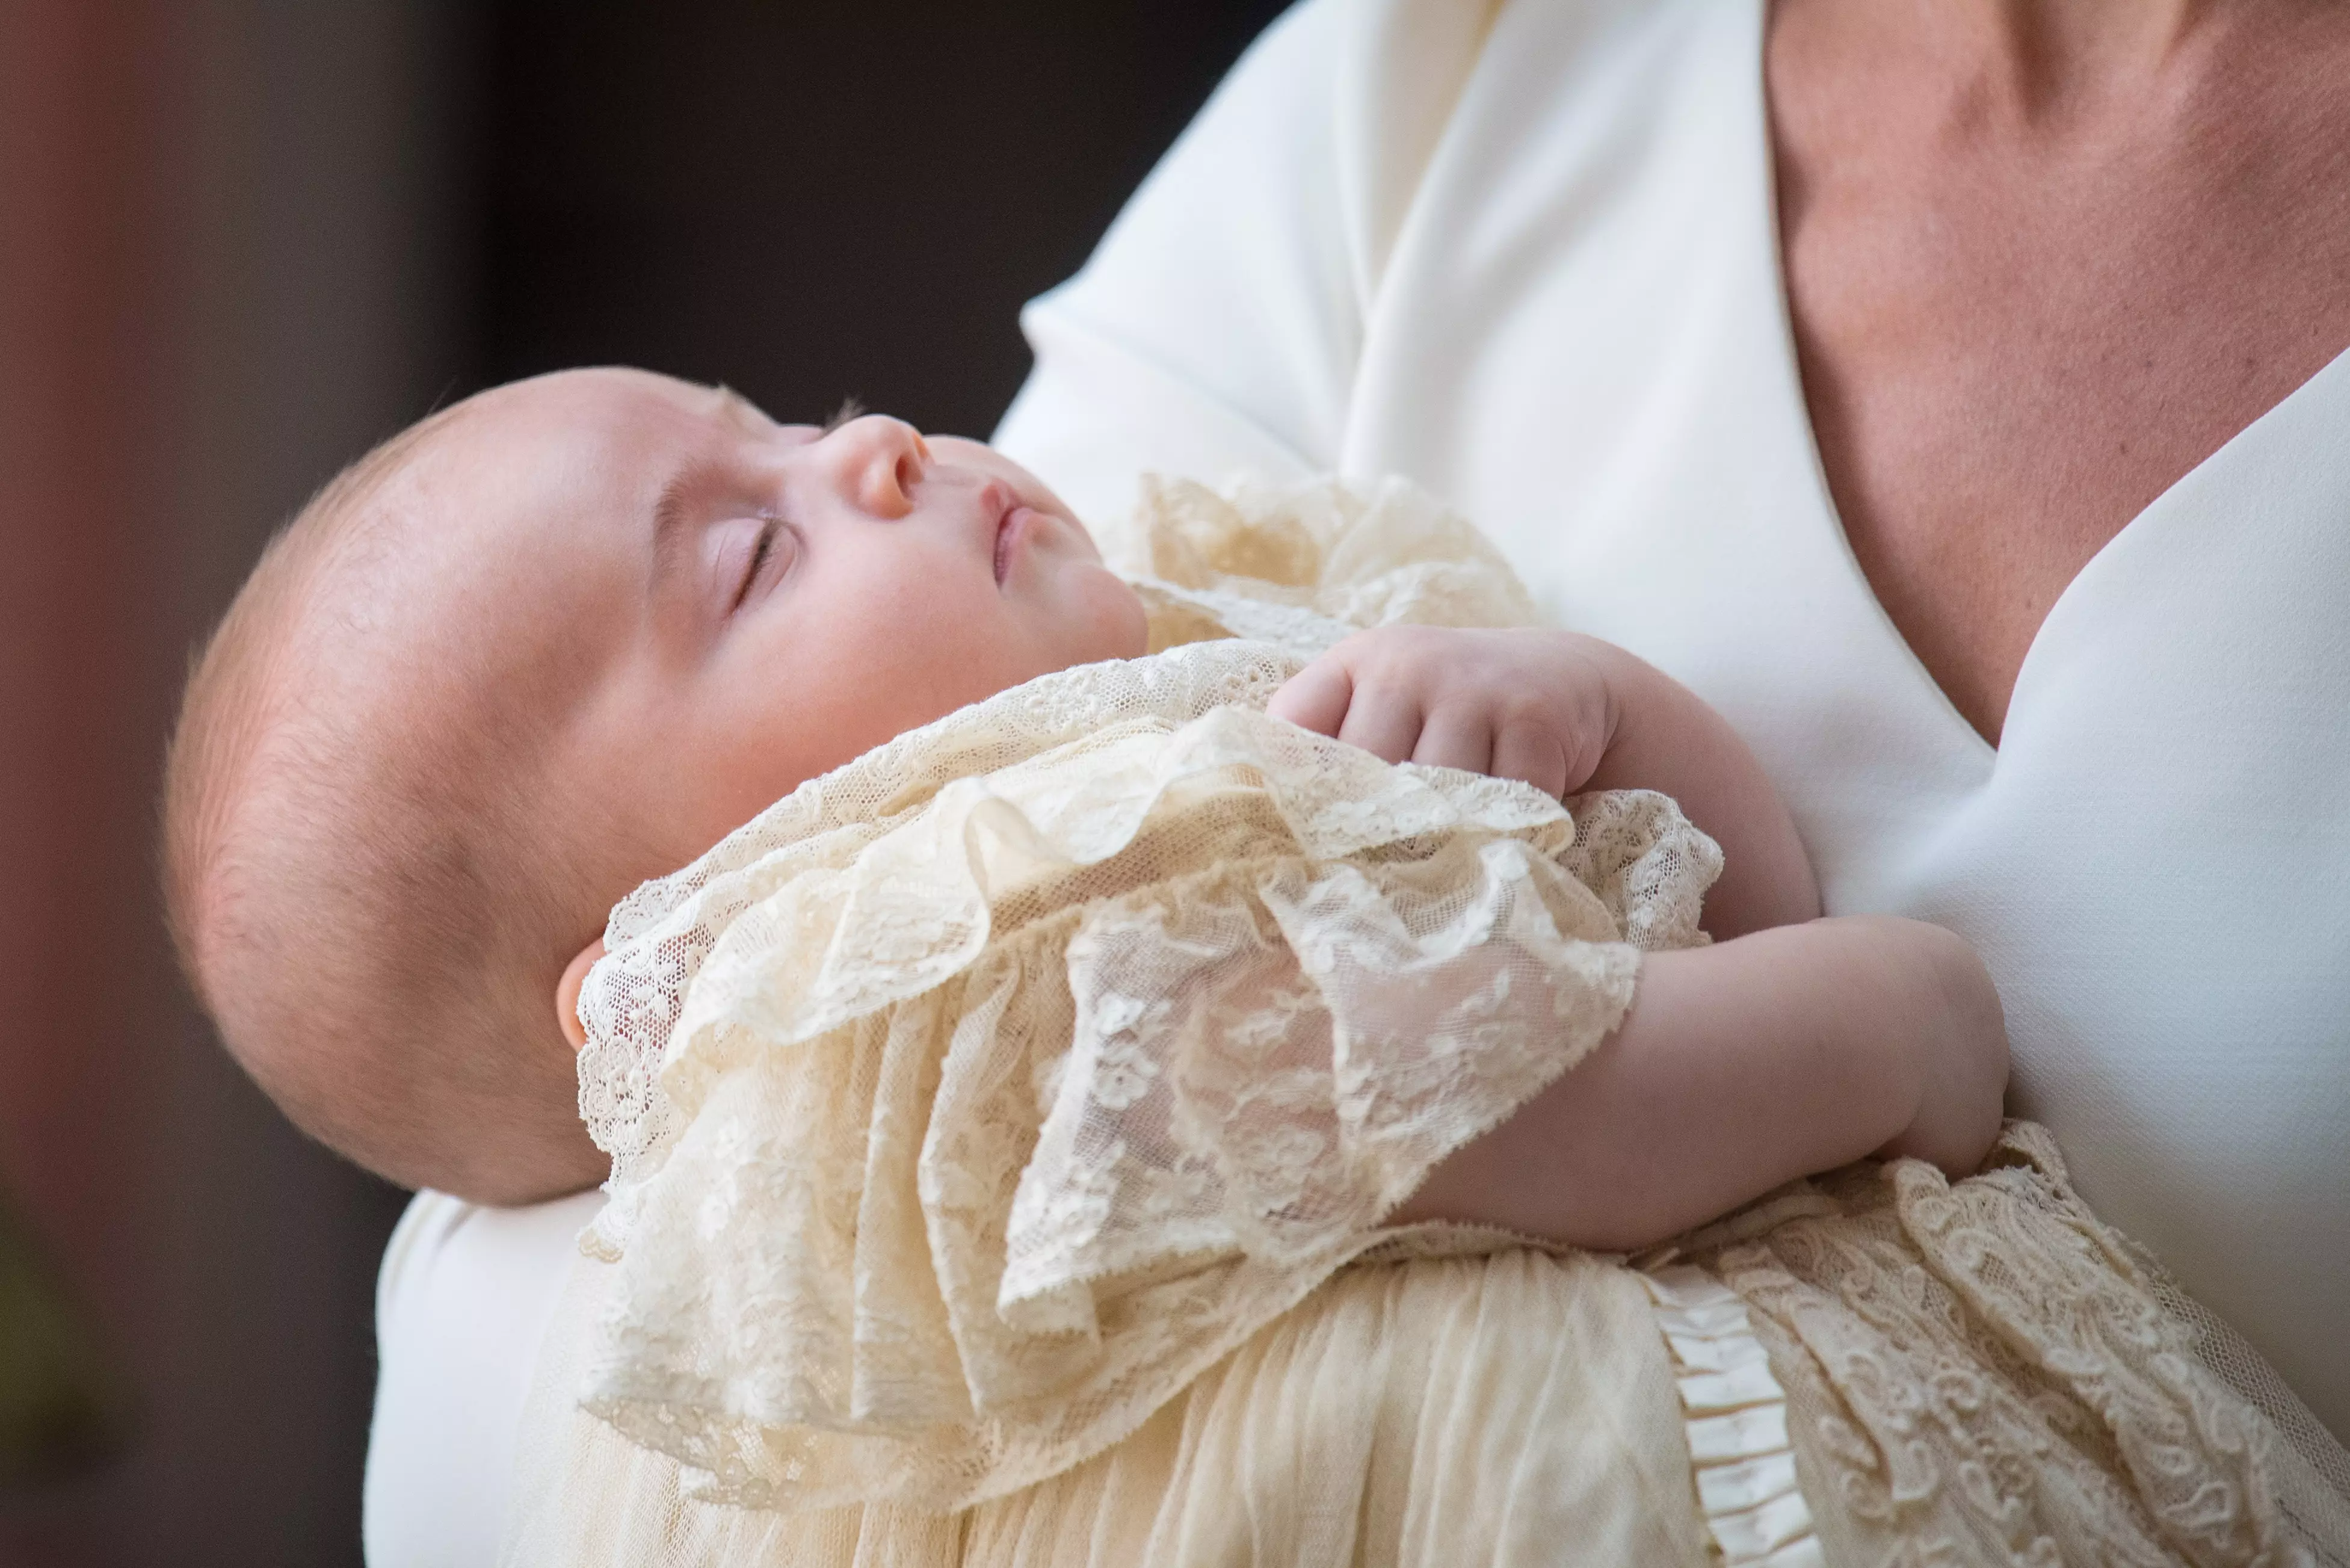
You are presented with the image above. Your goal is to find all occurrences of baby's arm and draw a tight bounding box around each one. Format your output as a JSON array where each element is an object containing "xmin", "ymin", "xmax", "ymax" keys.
[
  {"xmin": 1269, "ymin": 626, "xmax": 2008, "ymax": 1250},
  {"xmin": 1268, "ymin": 628, "xmax": 1818, "ymax": 938}
]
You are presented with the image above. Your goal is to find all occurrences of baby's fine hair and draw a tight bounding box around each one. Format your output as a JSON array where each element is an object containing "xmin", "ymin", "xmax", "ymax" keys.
[{"xmin": 162, "ymin": 403, "xmax": 607, "ymax": 1205}]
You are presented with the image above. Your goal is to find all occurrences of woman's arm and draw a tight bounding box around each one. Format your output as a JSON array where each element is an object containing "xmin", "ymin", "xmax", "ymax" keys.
[
  {"xmin": 1388, "ymin": 915, "xmax": 2011, "ymax": 1250},
  {"xmin": 364, "ymin": 1190, "xmax": 605, "ymax": 1567}
]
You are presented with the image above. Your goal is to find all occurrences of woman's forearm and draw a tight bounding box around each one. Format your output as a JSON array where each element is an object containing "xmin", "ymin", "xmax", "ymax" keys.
[{"xmin": 1386, "ymin": 915, "xmax": 2008, "ymax": 1251}]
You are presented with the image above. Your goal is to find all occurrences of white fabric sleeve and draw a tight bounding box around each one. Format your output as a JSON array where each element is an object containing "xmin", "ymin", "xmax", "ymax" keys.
[
  {"xmin": 992, "ymin": 0, "xmax": 1499, "ymax": 531},
  {"xmin": 363, "ymin": 1189, "xmax": 604, "ymax": 1568}
]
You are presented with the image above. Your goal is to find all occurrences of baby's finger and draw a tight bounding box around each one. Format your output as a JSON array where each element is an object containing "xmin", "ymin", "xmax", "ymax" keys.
[
  {"xmin": 1491, "ymin": 721, "xmax": 1572, "ymax": 799},
  {"xmin": 1266, "ymin": 658, "xmax": 1354, "ymax": 736},
  {"xmin": 1334, "ymin": 680, "xmax": 1425, "ymax": 765},
  {"xmin": 1410, "ymin": 704, "xmax": 1494, "ymax": 776}
]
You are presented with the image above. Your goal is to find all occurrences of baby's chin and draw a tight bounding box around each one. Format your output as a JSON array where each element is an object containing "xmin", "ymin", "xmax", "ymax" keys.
[{"xmin": 1059, "ymin": 566, "xmax": 1151, "ymax": 665}]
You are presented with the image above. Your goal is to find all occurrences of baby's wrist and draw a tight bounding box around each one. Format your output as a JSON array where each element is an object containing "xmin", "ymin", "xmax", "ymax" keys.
[
  {"xmin": 1853, "ymin": 917, "xmax": 2010, "ymax": 1176},
  {"xmin": 1571, "ymin": 638, "xmax": 1720, "ymax": 788},
  {"xmin": 1558, "ymin": 631, "xmax": 1640, "ymax": 746}
]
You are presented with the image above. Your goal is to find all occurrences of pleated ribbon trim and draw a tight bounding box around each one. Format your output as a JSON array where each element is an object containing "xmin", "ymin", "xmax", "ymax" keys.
[{"xmin": 1640, "ymin": 1264, "xmax": 1822, "ymax": 1568}]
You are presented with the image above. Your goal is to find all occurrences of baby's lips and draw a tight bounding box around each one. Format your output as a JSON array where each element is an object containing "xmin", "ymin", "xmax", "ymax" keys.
[{"xmin": 984, "ymin": 481, "xmax": 1027, "ymax": 585}]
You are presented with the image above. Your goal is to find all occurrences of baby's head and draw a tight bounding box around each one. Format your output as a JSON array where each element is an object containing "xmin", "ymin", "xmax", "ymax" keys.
[{"xmin": 163, "ymin": 368, "xmax": 1146, "ymax": 1203}]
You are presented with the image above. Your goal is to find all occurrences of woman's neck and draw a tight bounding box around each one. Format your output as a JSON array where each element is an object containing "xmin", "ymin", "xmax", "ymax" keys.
[
  {"xmin": 1766, "ymin": 0, "xmax": 2350, "ymax": 742},
  {"xmin": 1886, "ymin": 0, "xmax": 2260, "ymax": 123},
  {"xmin": 1978, "ymin": 0, "xmax": 2210, "ymax": 61}
]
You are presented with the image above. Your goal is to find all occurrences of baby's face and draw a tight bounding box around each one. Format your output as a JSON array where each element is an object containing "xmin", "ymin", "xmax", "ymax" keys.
[{"xmin": 390, "ymin": 367, "xmax": 1147, "ymax": 906}]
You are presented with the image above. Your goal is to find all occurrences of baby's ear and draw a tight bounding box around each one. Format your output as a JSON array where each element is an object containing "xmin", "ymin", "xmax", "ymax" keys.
[{"xmin": 555, "ymin": 937, "xmax": 607, "ymax": 1053}]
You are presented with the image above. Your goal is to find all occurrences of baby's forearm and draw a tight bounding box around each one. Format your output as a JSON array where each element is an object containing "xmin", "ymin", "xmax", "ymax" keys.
[
  {"xmin": 1582, "ymin": 641, "xmax": 1819, "ymax": 939},
  {"xmin": 1387, "ymin": 915, "xmax": 2009, "ymax": 1252}
]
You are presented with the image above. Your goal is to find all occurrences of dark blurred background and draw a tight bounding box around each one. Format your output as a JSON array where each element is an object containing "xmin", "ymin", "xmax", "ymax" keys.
[{"xmin": 0, "ymin": 3, "xmax": 1285, "ymax": 1562}]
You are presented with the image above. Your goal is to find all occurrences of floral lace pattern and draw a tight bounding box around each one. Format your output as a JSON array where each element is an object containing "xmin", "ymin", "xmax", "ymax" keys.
[
  {"xmin": 576, "ymin": 688, "xmax": 1716, "ymax": 1509},
  {"xmin": 567, "ymin": 475, "xmax": 1719, "ymax": 1508},
  {"xmin": 573, "ymin": 473, "xmax": 1551, "ymax": 1258},
  {"xmin": 1690, "ymin": 1125, "xmax": 2323, "ymax": 1568},
  {"xmin": 573, "ymin": 642, "xmax": 1300, "ymax": 1259}
]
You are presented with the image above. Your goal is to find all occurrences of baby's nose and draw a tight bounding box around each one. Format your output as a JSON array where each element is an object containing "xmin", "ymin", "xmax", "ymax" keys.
[{"xmin": 828, "ymin": 415, "xmax": 929, "ymax": 518}]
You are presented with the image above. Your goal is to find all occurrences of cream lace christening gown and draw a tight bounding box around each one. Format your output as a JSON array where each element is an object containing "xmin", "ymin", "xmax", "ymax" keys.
[{"xmin": 506, "ymin": 479, "xmax": 2350, "ymax": 1568}]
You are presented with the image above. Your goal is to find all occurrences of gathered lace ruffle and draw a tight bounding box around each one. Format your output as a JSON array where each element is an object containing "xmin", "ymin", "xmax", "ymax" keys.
[
  {"xmin": 566, "ymin": 474, "xmax": 1720, "ymax": 1510},
  {"xmin": 574, "ymin": 680, "xmax": 1715, "ymax": 1510}
]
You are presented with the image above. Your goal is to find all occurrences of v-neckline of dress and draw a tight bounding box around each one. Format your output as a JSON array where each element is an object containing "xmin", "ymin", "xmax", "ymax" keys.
[{"xmin": 1736, "ymin": 0, "xmax": 2350, "ymax": 770}]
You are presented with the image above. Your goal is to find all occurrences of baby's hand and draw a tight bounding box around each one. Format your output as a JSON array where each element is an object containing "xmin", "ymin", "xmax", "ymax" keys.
[
  {"xmin": 1272, "ymin": 623, "xmax": 1824, "ymax": 940},
  {"xmin": 1266, "ymin": 626, "xmax": 1621, "ymax": 798}
]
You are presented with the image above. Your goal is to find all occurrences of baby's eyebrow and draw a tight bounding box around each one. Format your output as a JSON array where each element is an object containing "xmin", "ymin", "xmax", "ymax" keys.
[{"xmin": 649, "ymin": 459, "xmax": 725, "ymax": 588}]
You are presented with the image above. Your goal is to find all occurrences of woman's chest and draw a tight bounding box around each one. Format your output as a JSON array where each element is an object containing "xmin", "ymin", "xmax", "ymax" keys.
[
  {"xmin": 1766, "ymin": 7, "xmax": 2350, "ymax": 742},
  {"xmin": 1340, "ymin": 0, "xmax": 2350, "ymax": 982}
]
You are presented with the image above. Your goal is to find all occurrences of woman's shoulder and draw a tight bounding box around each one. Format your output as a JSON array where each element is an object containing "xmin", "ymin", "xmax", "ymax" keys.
[
  {"xmin": 995, "ymin": 0, "xmax": 1747, "ymax": 524},
  {"xmin": 993, "ymin": 0, "xmax": 1507, "ymax": 517}
]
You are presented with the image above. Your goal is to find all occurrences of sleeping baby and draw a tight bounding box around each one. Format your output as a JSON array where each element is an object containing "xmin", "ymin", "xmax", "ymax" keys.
[{"xmin": 164, "ymin": 369, "xmax": 2345, "ymax": 1567}]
